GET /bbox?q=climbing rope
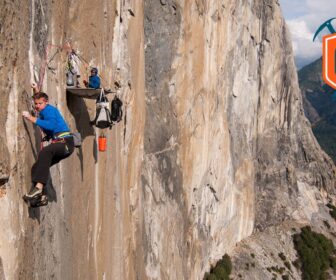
[34,40,118,93]
[36,41,71,91]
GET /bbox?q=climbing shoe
[23,186,43,201]
[29,195,48,208]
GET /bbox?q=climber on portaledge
[83,67,101,89]
[22,92,74,202]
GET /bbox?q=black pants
[31,137,75,185]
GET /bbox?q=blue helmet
[91,67,98,75]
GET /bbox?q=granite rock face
[0,0,335,279]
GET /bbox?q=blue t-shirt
[35,104,70,137]
[89,75,101,89]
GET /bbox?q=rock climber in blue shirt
[22,92,74,202]
[83,67,101,89]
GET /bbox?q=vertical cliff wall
[1,1,145,279]
[0,0,335,279]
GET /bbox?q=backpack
[111,96,123,123]
[90,90,113,129]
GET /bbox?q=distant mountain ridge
[299,57,336,162]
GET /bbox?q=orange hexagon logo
[323,34,336,89]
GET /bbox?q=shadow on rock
[67,94,96,174]
[44,176,56,202]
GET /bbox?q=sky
[279,0,336,69]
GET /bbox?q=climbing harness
[51,138,66,144]
[54,131,72,138]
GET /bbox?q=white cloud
[280,0,336,68]
[286,19,322,68]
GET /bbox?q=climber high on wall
[22,91,75,206]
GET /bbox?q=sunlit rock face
[0,0,335,279]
